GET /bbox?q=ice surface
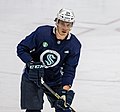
[0,0,120,112]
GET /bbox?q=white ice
[0,0,120,112]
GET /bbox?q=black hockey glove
[27,61,44,70]
[27,61,44,87]
[54,89,75,110]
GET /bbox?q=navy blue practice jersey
[17,25,81,87]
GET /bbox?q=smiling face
[55,20,73,40]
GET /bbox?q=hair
[54,18,74,26]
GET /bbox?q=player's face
[56,20,73,37]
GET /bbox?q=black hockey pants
[21,75,71,112]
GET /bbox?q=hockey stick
[41,79,76,112]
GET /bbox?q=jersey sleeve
[17,28,39,63]
[62,40,82,87]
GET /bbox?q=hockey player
[17,8,82,112]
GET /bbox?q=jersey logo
[40,50,60,68]
[42,41,48,47]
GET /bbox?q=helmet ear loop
[55,20,60,35]
[55,19,59,26]
[69,23,73,31]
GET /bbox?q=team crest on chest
[40,50,60,68]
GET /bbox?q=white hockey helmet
[56,8,75,23]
